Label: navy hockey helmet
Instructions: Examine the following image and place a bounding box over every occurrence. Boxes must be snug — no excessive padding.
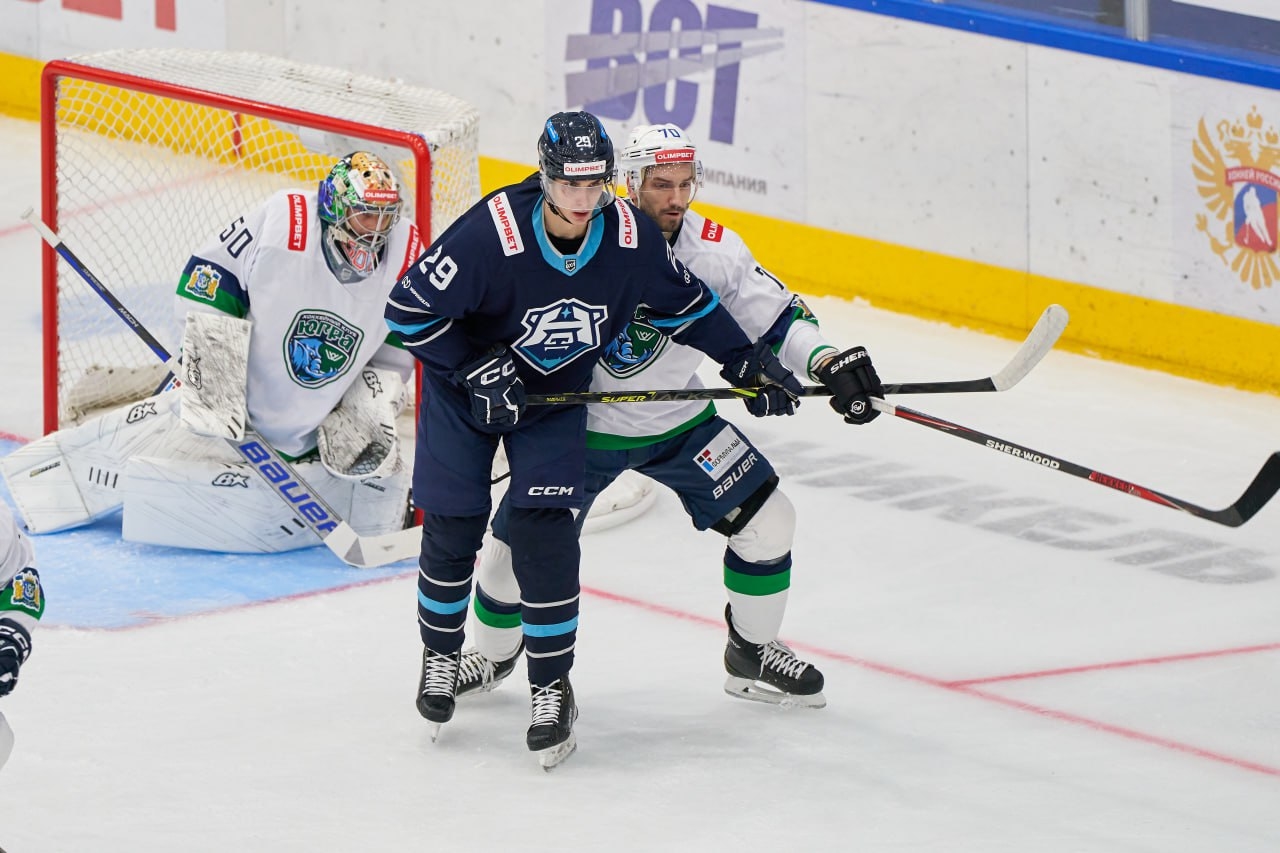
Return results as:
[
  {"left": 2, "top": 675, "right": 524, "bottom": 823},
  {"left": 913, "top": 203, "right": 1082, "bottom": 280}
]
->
[{"left": 537, "top": 111, "right": 617, "bottom": 214}]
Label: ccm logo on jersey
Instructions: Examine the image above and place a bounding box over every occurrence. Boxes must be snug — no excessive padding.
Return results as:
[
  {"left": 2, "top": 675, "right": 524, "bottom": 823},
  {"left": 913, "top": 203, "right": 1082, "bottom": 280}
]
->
[
  {"left": 700, "top": 218, "right": 723, "bottom": 242},
  {"left": 528, "top": 485, "right": 575, "bottom": 496},
  {"left": 488, "top": 192, "right": 525, "bottom": 256},
  {"left": 287, "top": 193, "right": 308, "bottom": 251}
]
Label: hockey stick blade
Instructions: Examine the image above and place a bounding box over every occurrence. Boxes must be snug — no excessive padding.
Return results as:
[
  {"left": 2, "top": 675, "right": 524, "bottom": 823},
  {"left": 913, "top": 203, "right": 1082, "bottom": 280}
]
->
[
  {"left": 872, "top": 398, "right": 1280, "bottom": 528},
  {"left": 24, "top": 208, "right": 415, "bottom": 569},
  {"left": 323, "top": 523, "right": 421, "bottom": 569},
  {"left": 527, "top": 304, "right": 1068, "bottom": 406}
]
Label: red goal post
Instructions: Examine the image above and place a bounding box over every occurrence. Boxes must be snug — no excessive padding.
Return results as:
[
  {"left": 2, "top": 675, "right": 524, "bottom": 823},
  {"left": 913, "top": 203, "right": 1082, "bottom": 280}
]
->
[{"left": 39, "top": 49, "right": 480, "bottom": 433}]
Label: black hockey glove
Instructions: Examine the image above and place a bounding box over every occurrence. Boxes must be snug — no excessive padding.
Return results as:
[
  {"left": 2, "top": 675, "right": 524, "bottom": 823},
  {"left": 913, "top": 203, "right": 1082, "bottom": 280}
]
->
[
  {"left": 0, "top": 619, "right": 32, "bottom": 697},
  {"left": 720, "top": 340, "right": 804, "bottom": 417},
  {"left": 815, "top": 346, "right": 883, "bottom": 425},
  {"left": 454, "top": 345, "right": 526, "bottom": 429}
]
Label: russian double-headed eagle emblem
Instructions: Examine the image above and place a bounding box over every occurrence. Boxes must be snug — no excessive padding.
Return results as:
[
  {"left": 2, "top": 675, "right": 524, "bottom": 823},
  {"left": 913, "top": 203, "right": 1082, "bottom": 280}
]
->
[{"left": 1193, "top": 106, "right": 1280, "bottom": 290}]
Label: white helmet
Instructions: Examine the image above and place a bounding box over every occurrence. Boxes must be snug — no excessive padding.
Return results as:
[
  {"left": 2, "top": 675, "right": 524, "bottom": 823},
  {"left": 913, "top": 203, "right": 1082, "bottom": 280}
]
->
[{"left": 620, "top": 123, "right": 703, "bottom": 200}]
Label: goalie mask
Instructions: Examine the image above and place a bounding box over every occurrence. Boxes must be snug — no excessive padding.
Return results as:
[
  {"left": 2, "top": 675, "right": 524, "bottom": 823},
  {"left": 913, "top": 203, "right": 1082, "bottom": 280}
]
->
[
  {"left": 318, "top": 152, "right": 403, "bottom": 279},
  {"left": 537, "top": 111, "right": 617, "bottom": 217},
  {"left": 620, "top": 123, "right": 703, "bottom": 203}
]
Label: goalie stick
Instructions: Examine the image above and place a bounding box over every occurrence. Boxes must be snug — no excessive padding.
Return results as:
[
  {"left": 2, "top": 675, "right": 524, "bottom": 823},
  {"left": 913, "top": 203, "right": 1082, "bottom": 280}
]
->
[
  {"left": 23, "top": 208, "right": 420, "bottom": 569},
  {"left": 527, "top": 304, "right": 1069, "bottom": 406},
  {"left": 869, "top": 398, "right": 1280, "bottom": 528}
]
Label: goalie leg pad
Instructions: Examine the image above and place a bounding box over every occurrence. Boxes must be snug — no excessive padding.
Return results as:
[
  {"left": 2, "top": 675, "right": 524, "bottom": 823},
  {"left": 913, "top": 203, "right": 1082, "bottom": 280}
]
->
[
  {"left": 581, "top": 469, "right": 657, "bottom": 535},
  {"left": 0, "top": 394, "right": 182, "bottom": 533},
  {"left": 179, "top": 310, "right": 251, "bottom": 441},
  {"left": 1, "top": 435, "right": 94, "bottom": 534},
  {"left": 122, "top": 455, "right": 323, "bottom": 553},
  {"left": 314, "top": 459, "right": 413, "bottom": 536}
]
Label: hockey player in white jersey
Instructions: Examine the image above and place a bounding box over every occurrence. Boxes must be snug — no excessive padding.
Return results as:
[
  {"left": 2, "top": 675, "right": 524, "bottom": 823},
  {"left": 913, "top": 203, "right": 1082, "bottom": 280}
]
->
[
  {"left": 453, "top": 124, "right": 884, "bottom": 708},
  {"left": 1, "top": 152, "right": 418, "bottom": 553},
  {"left": 0, "top": 501, "right": 44, "bottom": 770}
]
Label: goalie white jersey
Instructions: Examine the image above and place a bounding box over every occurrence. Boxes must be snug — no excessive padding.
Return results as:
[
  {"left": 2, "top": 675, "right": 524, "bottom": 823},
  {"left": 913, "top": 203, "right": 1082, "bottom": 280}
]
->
[
  {"left": 177, "top": 189, "right": 420, "bottom": 458},
  {"left": 588, "top": 209, "right": 836, "bottom": 444}
]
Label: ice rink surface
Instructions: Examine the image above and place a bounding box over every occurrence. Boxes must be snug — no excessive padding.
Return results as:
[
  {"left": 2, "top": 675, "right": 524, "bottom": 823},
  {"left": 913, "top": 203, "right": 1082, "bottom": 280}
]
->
[{"left": 1, "top": 114, "right": 1278, "bottom": 852}]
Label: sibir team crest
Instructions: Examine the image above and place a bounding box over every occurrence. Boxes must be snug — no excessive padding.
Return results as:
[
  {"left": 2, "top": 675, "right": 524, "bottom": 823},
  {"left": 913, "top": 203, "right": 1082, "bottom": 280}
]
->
[
  {"left": 513, "top": 298, "right": 608, "bottom": 374},
  {"left": 284, "top": 309, "right": 364, "bottom": 387},
  {"left": 599, "top": 311, "right": 668, "bottom": 378},
  {"left": 1193, "top": 106, "right": 1280, "bottom": 290}
]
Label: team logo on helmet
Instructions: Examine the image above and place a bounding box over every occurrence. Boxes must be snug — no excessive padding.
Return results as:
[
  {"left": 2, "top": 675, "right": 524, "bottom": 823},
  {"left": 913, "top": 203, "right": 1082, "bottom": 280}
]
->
[
  {"left": 212, "top": 472, "right": 251, "bottom": 488},
  {"left": 185, "top": 264, "right": 222, "bottom": 301},
  {"left": 284, "top": 309, "right": 364, "bottom": 387},
  {"left": 1193, "top": 107, "right": 1280, "bottom": 289},
  {"left": 599, "top": 312, "right": 668, "bottom": 378},
  {"left": 513, "top": 298, "right": 608, "bottom": 374}
]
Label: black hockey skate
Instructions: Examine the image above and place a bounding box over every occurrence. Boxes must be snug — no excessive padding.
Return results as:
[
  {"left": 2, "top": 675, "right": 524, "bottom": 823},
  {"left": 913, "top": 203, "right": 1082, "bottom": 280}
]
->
[
  {"left": 416, "top": 646, "right": 461, "bottom": 741},
  {"left": 456, "top": 640, "right": 524, "bottom": 699},
  {"left": 526, "top": 675, "right": 578, "bottom": 770},
  {"left": 723, "top": 605, "right": 826, "bottom": 709}
]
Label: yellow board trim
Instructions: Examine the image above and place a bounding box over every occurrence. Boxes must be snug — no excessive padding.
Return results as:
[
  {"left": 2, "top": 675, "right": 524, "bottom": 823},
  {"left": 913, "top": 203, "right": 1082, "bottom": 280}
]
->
[
  {"left": 702, "top": 205, "right": 1280, "bottom": 394},
  {"left": 0, "top": 53, "right": 42, "bottom": 120}
]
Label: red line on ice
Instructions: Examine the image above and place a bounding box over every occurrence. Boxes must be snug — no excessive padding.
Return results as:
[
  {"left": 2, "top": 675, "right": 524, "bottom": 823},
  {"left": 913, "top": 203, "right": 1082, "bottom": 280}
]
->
[{"left": 582, "top": 584, "right": 1280, "bottom": 779}]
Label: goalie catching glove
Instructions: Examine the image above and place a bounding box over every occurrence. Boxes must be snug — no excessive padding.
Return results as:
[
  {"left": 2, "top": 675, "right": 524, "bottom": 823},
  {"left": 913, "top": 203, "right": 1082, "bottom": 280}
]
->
[
  {"left": 720, "top": 340, "right": 803, "bottom": 417},
  {"left": 317, "top": 367, "right": 408, "bottom": 480},
  {"left": 455, "top": 345, "right": 526, "bottom": 429},
  {"left": 815, "top": 346, "right": 883, "bottom": 425}
]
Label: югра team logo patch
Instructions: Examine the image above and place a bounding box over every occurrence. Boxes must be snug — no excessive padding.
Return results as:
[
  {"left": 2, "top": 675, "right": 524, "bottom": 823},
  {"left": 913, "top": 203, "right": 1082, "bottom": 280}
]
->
[
  {"left": 284, "top": 309, "right": 364, "bottom": 387},
  {"left": 599, "top": 312, "right": 668, "bottom": 378}
]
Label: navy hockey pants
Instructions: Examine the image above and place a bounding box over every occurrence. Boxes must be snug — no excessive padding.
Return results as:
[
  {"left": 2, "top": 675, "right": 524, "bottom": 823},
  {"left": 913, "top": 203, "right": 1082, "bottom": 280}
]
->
[{"left": 413, "top": 374, "right": 587, "bottom": 686}]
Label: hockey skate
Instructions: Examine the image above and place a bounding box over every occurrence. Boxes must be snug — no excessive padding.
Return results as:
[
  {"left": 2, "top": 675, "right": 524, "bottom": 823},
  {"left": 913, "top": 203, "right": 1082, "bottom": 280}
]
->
[
  {"left": 527, "top": 675, "right": 578, "bottom": 770},
  {"left": 456, "top": 640, "right": 523, "bottom": 699},
  {"left": 723, "top": 605, "right": 826, "bottom": 709},
  {"left": 415, "top": 647, "right": 461, "bottom": 741}
]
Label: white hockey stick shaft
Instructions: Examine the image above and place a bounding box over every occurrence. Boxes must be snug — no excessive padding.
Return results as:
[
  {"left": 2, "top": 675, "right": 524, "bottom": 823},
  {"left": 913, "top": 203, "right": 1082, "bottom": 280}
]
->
[{"left": 22, "top": 208, "right": 419, "bottom": 568}]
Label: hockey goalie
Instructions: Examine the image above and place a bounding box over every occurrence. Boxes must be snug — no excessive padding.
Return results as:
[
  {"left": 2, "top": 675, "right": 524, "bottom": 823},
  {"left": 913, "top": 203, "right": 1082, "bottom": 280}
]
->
[{"left": 2, "top": 153, "right": 420, "bottom": 553}]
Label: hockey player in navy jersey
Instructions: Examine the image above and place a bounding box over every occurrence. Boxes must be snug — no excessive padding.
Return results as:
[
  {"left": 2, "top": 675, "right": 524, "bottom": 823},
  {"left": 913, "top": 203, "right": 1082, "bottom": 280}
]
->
[
  {"left": 448, "top": 124, "right": 885, "bottom": 713},
  {"left": 385, "top": 111, "right": 804, "bottom": 768}
]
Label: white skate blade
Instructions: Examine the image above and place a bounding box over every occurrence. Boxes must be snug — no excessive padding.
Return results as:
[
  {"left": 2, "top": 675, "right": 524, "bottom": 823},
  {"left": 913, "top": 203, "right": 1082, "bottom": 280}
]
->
[
  {"left": 724, "top": 675, "right": 827, "bottom": 709},
  {"left": 428, "top": 722, "right": 444, "bottom": 743},
  {"left": 536, "top": 732, "right": 578, "bottom": 770}
]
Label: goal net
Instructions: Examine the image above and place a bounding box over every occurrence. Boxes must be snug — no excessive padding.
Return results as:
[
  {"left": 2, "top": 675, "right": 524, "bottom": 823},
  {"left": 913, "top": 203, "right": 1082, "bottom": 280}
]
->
[{"left": 39, "top": 49, "right": 481, "bottom": 432}]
